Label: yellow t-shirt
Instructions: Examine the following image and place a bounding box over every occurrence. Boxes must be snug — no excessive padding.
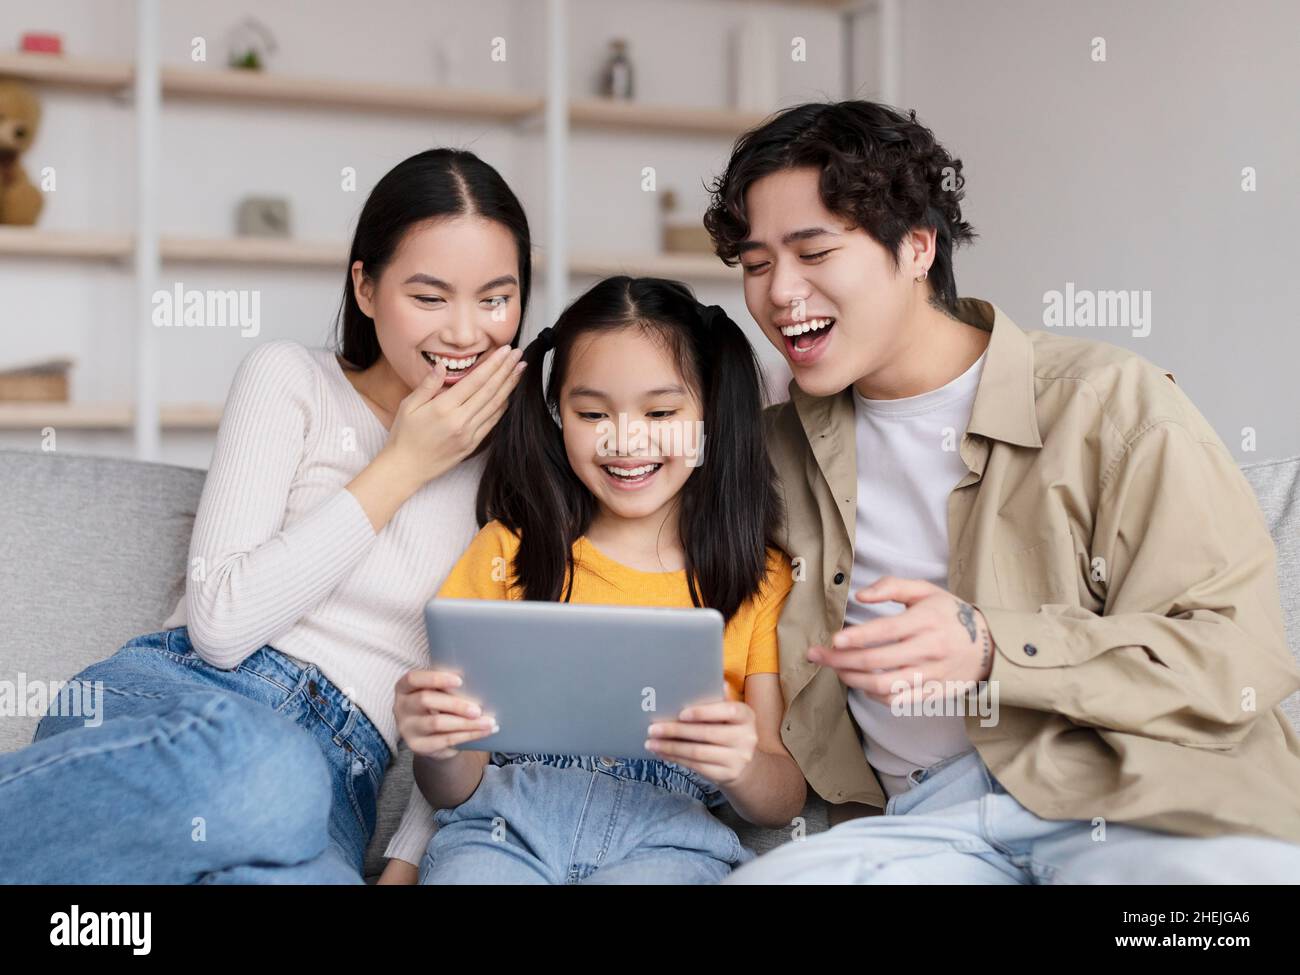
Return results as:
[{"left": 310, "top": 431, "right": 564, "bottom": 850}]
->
[{"left": 436, "top": 520, "right": 793, "bottom": 702}]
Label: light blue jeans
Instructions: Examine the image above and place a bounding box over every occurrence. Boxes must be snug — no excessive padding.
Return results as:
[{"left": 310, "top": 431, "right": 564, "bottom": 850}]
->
[
  {"left": 418, "top": 752, "right": 751, "bottom": 884},
  {"left": 0, "top": 627, "right": 388, "bottom": 884},
  {"left": 726, "top": 748, "right": 1300, "bottom": 884}
]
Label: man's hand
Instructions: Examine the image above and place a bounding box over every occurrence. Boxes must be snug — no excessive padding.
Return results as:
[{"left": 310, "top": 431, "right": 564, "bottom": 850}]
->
[{"left": 808, "top": 576, "right": 994, "bottom": 705}]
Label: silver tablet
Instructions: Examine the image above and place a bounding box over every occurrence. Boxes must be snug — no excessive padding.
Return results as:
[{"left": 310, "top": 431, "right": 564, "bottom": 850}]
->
[{"left": 424, "top": 598, "right": 725, "bottom": 759}]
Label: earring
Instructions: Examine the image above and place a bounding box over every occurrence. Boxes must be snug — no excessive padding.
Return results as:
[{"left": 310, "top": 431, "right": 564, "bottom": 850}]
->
[{"left": 916, "top": 268, "right": 929, "bottom": 283}]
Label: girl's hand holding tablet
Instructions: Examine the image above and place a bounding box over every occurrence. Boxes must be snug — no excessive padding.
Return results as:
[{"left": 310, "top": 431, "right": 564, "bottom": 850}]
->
[
  {"left": 393, "top": 668, "right": 499, "bottom": 760},
  {"left": 644, "top": 698, "right": 760, "bottom": 788}
]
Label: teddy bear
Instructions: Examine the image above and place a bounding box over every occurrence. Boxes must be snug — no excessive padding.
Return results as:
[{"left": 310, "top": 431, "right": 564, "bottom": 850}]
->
[{"left": 0, "top": 80, "right": 44, "bottom": 225}]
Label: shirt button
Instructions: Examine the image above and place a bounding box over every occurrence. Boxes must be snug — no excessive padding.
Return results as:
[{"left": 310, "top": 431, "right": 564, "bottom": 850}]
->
[
  {"left": 1023, "top": 643, "right": 1038, "bottom": 656},
  {"left": 833, "top": 572, "right": 846, "bottom": 585}
]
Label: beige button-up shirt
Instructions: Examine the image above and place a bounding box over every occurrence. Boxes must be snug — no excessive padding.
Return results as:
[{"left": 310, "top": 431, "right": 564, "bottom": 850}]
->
[{"left": 765, "top": 297, "right": 1300, "bottom": 843}]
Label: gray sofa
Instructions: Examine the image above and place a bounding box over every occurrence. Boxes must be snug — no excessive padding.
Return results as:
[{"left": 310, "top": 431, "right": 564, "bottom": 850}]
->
[{"left": 2, "top": 447, "right": 1298, "bottom": 882}]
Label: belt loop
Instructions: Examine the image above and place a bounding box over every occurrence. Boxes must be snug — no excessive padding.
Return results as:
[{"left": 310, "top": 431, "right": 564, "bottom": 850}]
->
[
  {"left": 337, "top": 699, "right": 359, "bottom": 744},
  {"left": 287, "top": 664, "right": 313, "bottom": 701}
]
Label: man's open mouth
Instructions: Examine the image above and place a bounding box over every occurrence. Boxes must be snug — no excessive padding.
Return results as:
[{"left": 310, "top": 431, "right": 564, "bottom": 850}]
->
[{"left": 779, "top": 317, "right": 835, "bottom": 361}]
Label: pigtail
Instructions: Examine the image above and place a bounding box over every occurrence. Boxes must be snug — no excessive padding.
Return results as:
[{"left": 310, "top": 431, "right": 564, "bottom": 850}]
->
[
  {"left": 679, "top": 304, "right": 782, "bottom": 621},
  {"left": 477, "top": 328, "right": 587, "bottom": 602}
]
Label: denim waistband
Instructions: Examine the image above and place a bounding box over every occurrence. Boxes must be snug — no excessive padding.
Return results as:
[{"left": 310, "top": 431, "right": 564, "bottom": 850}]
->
[
  {"left": 909, "top": 748, "right": 980, "bottom": 787},
  {"left": 884, "top": 748, "right": 986, "bottom": 816},
  {"left": 492, "top": 752, "right": 722, "bottom": 806},
  {"left": 165, "top": 626, "right": 391, "bottom": 774}
]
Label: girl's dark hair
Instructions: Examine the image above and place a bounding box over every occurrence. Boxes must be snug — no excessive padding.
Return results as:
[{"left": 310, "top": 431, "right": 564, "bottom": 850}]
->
[
  {"left": 704, "top": 100, "right": 976, "bottom": 314},
  {"left": 334, "top": 148, "right": 532, "bottom": 367},
  {"left": 478, "top": 276, "right": 782, "bottom": 624}
]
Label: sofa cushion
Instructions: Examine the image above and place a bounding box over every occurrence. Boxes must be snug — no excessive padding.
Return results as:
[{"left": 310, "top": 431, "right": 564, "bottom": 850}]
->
[{"left": 0, "top": 449, "right": 204, "bottom": 753}]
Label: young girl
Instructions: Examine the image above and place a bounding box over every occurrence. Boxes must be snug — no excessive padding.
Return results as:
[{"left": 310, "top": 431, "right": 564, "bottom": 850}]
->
[
  {"left": 0, "top": 148, "right": 528, "bottom": 884},
  {"left": 389, "top": 276, "right": 806, "bottom": 884}
]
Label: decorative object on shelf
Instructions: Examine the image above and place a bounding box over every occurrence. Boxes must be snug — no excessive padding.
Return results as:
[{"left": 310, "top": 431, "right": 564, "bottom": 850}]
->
[
  {"left": 19, "top": 32, "right": 63, "bottom": 55},
  {"left": 0, "top": 80, "right": 43, "bottom": 225},
  {"left": 598, "top": 38, "right": 634, "bottom": 99},
  {"left": 226, "top": 18, "right": 277, "bottom": 71},
  {"left": 0, "top": 357, "right": 72, "bottom": 402},
  {"left": 235, "top": 196, "right": 291, "bottom": 238},
  {"left": 729, "top": 21, "right": 777, "bottom": 112},
  {"left": 659, "top": 189, "right": 713, "bottom": 256}
]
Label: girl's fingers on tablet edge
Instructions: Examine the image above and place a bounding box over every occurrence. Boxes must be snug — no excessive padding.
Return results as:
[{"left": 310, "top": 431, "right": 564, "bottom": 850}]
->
[
  {"left": 647, "top": 721, "right": 734, "bottom": 745},
  {"left": 425, "top": 712, "right": 496, "bottom": 734},
  {"left": 418, "top": 690, "right": 482, "bottom": 718},
  {"left": 400, "top": 669, "right": 463, "bottom": 691}
]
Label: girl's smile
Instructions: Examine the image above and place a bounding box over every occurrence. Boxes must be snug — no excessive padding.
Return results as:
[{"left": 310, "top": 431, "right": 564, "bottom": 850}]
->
[{"left": 599, "top": 460, "right": 665, "bottom": 490}]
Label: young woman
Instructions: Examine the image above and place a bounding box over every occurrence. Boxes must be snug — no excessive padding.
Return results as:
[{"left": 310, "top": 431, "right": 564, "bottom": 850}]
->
[
  {"left": 0, "top": 148, "right": 529, "bottom": 884},
  {"left": 385, "top": 276, "right": 807, "bottom": 885}
]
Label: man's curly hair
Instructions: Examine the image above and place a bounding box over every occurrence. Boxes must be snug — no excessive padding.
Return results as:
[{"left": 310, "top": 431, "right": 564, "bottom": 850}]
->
[{"left": 704, "top": 101, "right": 976, "bottom": 314}]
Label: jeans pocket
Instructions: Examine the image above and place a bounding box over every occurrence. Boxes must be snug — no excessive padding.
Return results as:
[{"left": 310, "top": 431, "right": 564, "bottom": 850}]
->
[
  {"left": 132, "top": 627, "right": 208, "bottom": 668},
  {"left": 163, "top": 627, "right": 195, "bottom": 656}
]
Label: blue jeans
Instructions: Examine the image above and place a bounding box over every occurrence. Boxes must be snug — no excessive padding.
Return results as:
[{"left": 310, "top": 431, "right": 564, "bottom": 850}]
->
[
  {"left": 726, "top": 748, "right": 1300, "bottom": 884},
  {"left": 418, "top": 752, "right": 751, "bottom": 884},
  {"left": 0, "top": 627, "right": 389, "bottom": 884}
]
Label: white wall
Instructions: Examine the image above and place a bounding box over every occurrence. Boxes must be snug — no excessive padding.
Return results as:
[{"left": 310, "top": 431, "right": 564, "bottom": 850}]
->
[
  {"left": 0, "top": 0, "right": 842, "bottom": 467},
  {"left": 897, "top": 0, "right": 1300, "bottom": 461},
  {"left": 7, "top": 1, "right": 1295, "bottom": 468}
]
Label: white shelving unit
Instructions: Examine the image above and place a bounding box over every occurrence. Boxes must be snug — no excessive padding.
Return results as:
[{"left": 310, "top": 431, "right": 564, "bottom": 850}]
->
[{"left": 0, "top": 0, "right": 898, "bottom": 454}]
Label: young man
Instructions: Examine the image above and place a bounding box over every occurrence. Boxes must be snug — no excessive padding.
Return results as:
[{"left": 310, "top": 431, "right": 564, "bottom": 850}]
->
[{"left": 704, "top": 100, "right": 1300, "bottom": 883}]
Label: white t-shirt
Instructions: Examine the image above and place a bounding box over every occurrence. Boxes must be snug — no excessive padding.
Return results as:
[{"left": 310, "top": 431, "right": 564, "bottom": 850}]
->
[{"left": 843, "top": 350, "right": 986, "bottom": 797}]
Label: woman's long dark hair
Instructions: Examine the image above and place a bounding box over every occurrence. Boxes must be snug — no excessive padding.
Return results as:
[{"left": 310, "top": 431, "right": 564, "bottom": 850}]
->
[
  {"left": 478, "top": 276, "right": 782, "bottom": 623},
  {"left": 334, "top": 148, "right": 532, "bottom": 367}
]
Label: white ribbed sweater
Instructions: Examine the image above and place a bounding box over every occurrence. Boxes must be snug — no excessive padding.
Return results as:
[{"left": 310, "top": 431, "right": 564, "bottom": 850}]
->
[{"left": 164, "top": 339, "right": 479, "bottom": 866}]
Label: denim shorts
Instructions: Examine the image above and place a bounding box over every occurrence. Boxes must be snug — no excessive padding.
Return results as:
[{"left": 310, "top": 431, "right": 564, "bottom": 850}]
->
[{"left": 419, "top": 752, "right": 750, "bottom": 884}]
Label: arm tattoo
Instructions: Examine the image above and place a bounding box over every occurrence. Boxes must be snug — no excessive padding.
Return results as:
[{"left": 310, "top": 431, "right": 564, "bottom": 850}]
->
[{"left": 956, "top": 599, "right": 978, "bottom": 643}]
